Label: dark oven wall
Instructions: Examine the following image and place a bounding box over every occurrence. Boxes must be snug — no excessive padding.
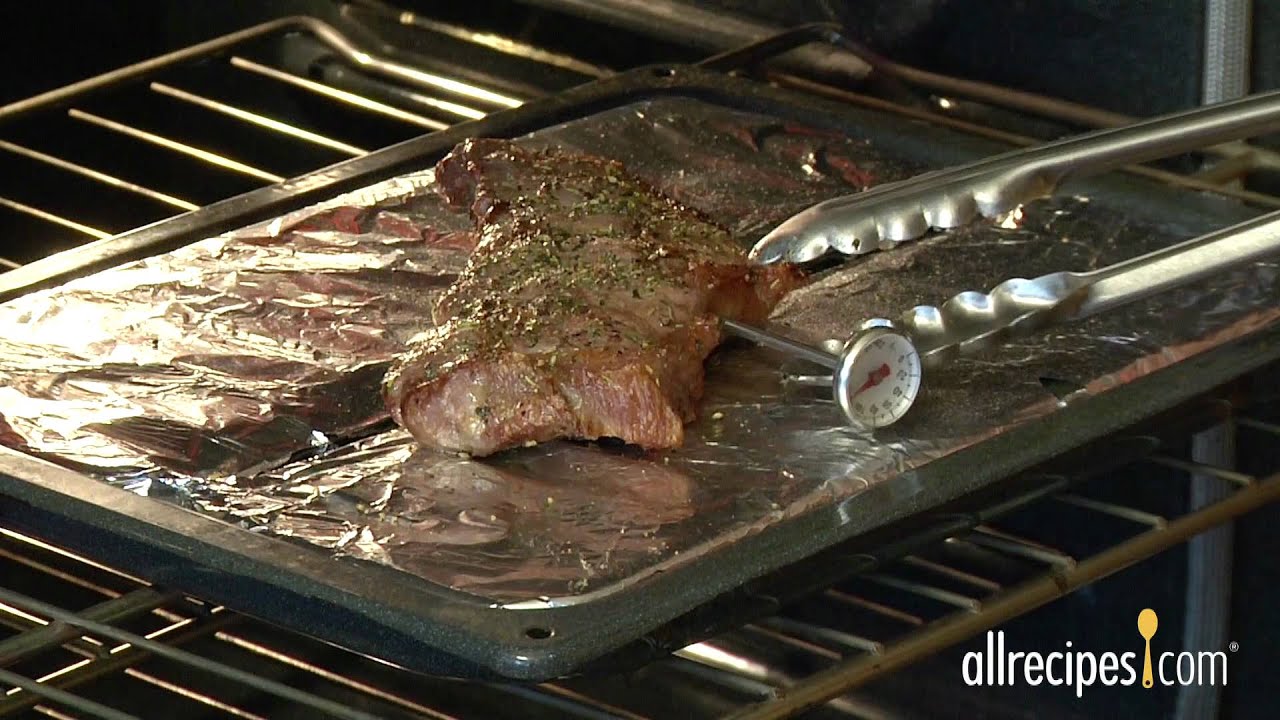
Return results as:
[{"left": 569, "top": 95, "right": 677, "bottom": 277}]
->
[
  {"left": 1, "top": 1, "right": 373, "bottom": 106},
  {"left": 1, "top": 1, "right": 176, "bottom": 105},
  {"left": 694, "top": 0, "right": 1280, "bottom": 117}
]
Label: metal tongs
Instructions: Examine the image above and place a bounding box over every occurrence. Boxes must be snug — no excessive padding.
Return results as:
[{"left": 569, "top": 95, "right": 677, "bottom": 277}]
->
[{"left": 725, "top": 90, "right": 1280, "bottom": 429}]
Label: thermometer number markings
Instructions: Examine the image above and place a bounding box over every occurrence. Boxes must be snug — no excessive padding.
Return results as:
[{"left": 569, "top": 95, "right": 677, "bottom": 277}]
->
[{"left": 843, "top": 332, "right": 922, "bottom": 427}]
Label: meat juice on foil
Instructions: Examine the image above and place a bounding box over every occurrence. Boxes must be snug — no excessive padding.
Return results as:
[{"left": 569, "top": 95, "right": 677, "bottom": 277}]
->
[{"left": 0, "top": 98, "right": 1276, "bottom": 603}]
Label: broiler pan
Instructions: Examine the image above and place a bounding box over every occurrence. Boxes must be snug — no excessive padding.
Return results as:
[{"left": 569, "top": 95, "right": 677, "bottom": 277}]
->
[{"left": 1, "top": 64, "right": 1278, "bottom": 681}]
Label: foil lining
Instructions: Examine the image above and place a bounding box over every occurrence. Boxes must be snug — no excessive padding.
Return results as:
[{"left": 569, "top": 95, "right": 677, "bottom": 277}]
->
[{"left": 0, "top": 98, "right": 1276, "bottom": 604}]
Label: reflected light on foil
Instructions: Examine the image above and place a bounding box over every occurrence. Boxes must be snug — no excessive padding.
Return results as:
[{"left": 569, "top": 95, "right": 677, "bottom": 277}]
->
[
  {"left": 675, "top": 642, "right": 769, "bottom": 680},
  {"left": 997, "top": 205, "right": 1025, "bottom": 229}
]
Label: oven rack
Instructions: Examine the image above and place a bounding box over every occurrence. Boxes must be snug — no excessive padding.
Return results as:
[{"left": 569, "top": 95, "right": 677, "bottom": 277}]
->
[
  {"left": 0, "top": 382, "right": 1275, "bottom": 719},
  {"left": 0, "top": 13, "right": 604, "bottom": 269}
]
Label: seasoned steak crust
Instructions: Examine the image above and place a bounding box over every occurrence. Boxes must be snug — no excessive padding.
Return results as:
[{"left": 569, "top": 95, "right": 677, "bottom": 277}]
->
[{"left": 382, "top": 138, "right": 805, "bottom": 456}]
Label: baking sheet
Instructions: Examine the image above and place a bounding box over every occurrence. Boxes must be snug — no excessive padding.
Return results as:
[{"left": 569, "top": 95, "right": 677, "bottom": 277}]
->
[{"left": 0, "top": 97, "right": 1277, "bottom": 607}]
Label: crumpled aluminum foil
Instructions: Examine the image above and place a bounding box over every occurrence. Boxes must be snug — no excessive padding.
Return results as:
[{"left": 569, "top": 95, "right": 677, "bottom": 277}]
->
[{"left": 0, "top": 98, "right": 1276, "bottom": 604}]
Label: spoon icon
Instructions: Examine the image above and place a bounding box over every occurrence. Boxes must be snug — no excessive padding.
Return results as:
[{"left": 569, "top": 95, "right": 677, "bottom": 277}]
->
[{"left": 1138, "top": 608, "right": 1159, "bottom": 688}]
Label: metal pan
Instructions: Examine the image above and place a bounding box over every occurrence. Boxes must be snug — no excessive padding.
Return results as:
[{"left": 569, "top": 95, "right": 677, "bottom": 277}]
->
[{"left": 1, "top": 63, "right": 1278, "bottom": 682}]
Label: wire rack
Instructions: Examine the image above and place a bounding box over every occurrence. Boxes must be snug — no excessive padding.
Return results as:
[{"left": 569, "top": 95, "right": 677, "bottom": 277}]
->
[
  {"left": 0, "top": 387, "right": 1276, "bottom": 719},
  {"left": 0, "top": 14, "right": 576, "bottom": 268}
]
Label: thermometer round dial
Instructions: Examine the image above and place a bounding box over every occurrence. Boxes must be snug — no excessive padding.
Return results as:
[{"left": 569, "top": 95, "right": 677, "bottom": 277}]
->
[{"left": 834, "top": 324, "right": 922, "bottom": 429}]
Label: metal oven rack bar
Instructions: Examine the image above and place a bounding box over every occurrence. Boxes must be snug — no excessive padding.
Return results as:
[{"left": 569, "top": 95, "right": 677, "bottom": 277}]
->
[{"left": 0, "top": 385, "right": 1276, "bottom": 719}]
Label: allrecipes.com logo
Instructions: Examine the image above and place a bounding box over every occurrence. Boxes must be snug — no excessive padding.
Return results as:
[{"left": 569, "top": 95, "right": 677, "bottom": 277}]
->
[{"left": 962, "top": 609, "right": 1236, "bottom": 698}]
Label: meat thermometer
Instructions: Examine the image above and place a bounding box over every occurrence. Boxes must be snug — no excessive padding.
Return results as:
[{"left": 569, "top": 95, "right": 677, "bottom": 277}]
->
[
  {"left": 726, "top": 207, "right": 1280, "bottom": 430},
  {"left": 722, "top": 317, "right": 921, "bottom": 428}
]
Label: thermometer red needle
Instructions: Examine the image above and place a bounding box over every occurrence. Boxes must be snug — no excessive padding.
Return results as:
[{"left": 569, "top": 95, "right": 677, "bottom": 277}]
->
[{"left": 854, "top": 363, "right": 891, "bottom": 395}]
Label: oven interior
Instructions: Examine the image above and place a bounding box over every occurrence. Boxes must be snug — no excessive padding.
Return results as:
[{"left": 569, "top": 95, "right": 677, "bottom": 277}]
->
[{"left": 2, "top": 1, "right": 1279, "bottom": 718}]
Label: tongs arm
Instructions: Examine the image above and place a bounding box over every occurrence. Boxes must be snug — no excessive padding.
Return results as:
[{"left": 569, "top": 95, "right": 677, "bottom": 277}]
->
[
  {"left": 750, "top": 89, "right": 1280, "bottom": 265},
  {"left": 899, "top": 208, "right": 1280, "bottom": 368}
]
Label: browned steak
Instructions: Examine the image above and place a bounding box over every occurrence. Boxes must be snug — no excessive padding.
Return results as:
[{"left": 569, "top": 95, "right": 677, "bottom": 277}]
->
[{"left": 382, "top": 139, "right": 805, "bottom": 456}]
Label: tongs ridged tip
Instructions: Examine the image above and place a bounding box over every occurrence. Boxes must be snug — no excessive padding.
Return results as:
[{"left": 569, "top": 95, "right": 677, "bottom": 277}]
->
[
  {"left": 898, "top": 272, "right": 1083, "bottom": 366},
  {"left": 750, "top": 193, "right": 992, "bottom": 266}
]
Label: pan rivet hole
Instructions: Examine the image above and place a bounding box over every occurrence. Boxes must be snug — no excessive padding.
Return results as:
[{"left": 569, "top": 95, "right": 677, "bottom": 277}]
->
[{"left": 525, "top": 626, "right": 554, "bottom": 640}]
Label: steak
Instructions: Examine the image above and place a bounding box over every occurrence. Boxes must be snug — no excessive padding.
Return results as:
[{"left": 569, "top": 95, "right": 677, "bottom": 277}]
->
[{"left": 382, "top": 138, "right": 805, "bottom": 456}]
